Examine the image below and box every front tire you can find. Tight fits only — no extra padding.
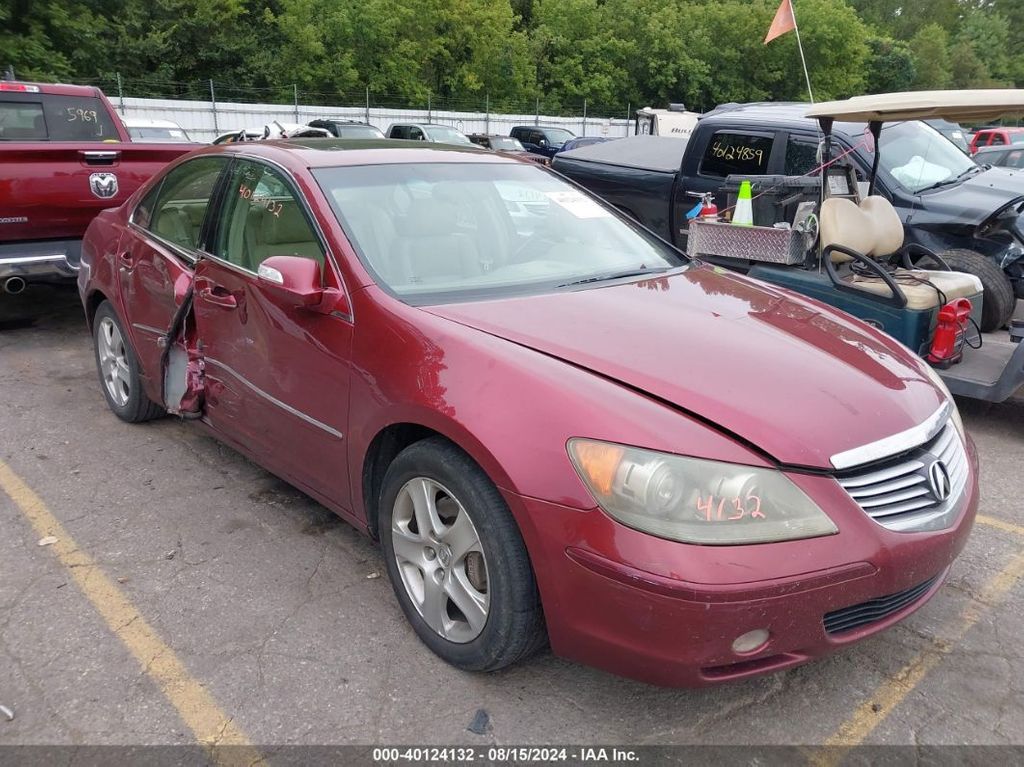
[92,301,164,423]
[941,248,1015,331]
[378,437,546,671]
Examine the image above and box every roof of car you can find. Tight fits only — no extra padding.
[311,118,373,125]
[975,126,1024,133]
[0,81,103,98]
[123,118,185,128]
[701,102,811,123]
[215,138,509,168]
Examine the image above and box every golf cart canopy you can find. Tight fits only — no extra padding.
[806,90,1024,124]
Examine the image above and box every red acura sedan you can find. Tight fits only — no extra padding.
[78,139,978,686]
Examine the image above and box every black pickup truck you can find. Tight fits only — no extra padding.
[552,102,1024,331]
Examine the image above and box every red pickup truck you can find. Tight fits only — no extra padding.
[0,81,195,295]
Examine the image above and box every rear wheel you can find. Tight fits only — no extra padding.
[940,248,1015,331]
[378,437,546,671]
[93,301,164,423]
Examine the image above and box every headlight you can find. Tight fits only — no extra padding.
[920,363,965,440]
[567,439,838,545]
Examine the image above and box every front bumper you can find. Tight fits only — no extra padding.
[506,439,979,687]
[0,240,81,283]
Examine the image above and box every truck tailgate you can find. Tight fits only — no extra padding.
[0,142,190,243]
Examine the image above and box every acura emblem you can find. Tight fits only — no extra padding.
[927,460,951,502]
[89,172,119,200]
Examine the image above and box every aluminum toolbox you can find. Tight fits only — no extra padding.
[686,219,810,265]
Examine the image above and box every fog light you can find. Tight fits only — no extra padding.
[732,629,770,654]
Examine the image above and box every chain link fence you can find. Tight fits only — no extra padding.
[71,75,637,141]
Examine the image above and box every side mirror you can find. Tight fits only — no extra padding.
[257,255,349,315]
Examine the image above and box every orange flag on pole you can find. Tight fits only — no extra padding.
[764,0,797,44]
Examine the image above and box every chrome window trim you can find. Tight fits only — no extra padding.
[830,401,951,470]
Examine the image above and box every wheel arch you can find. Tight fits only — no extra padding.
[358,417,519,541]
[84,288,111,331]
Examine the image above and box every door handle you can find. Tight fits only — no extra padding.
[197,282,238,309]
[80,150,120,166]
[118,251,133,268]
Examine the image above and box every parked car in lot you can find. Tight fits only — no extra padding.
[509,125,575,158]
[386,122,473,145]
[975,145,1024,169]
[554,101,1024,332]
[308,118,385,139]
[468,133,548,164]
[925,119,970,153]
[78,139,977,686]
[0,80,194,295]
[123,117,194,143]
[968,126,1024,155]
[558,136,611,153]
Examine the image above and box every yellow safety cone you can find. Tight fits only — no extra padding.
[732,180,754,226]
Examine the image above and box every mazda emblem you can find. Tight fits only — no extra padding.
[927,460,951,502]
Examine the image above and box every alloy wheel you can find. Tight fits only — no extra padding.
[97,317,131,407]
[390,477,490,643]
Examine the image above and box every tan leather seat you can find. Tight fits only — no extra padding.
[393,199,481,285]
[249,204,324,267]
[820,195,980,309]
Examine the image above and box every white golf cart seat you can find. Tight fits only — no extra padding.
[820,195,982,310]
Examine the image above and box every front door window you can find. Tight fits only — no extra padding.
[214,159,325,273]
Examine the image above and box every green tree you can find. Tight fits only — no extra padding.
[863,37,915,93]
[953,8,1012,88]
[909,23,951,89]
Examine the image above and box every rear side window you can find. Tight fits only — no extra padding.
[0,94,119,141]
[144,157,226,252]
[390,126,408,139]
[1006,150,1024,168]
[989,133,1006,146]
[1012,134,1024,145]
[785,139,819,175]
[700,132,773,178]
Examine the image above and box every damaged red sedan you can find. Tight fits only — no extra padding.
[78,140,978,686]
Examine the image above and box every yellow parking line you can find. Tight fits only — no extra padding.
[976,514,1024,538]
[0,459,258,759]
[810,550,1024,766]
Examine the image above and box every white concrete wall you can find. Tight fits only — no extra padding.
[117,96,633,142]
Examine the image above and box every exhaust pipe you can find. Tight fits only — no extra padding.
[3,276,26,295]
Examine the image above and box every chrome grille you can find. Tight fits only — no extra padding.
[836,421,968,533]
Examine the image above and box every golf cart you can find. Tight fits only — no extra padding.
[686,90,1024,402]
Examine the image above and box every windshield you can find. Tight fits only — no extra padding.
[128,126,190,142]
[425,126,472,144]
[314,162,682,304]
[878,121,977,194]
[336,124,384,139]
[490,136,525,151]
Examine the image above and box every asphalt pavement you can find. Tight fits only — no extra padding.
[1,285,1022,754]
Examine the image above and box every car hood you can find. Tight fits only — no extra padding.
[427,265,946,469]
[914,167,1024,225]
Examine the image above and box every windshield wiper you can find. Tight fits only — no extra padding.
[557,267,668,289]
[917,165,981,194]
